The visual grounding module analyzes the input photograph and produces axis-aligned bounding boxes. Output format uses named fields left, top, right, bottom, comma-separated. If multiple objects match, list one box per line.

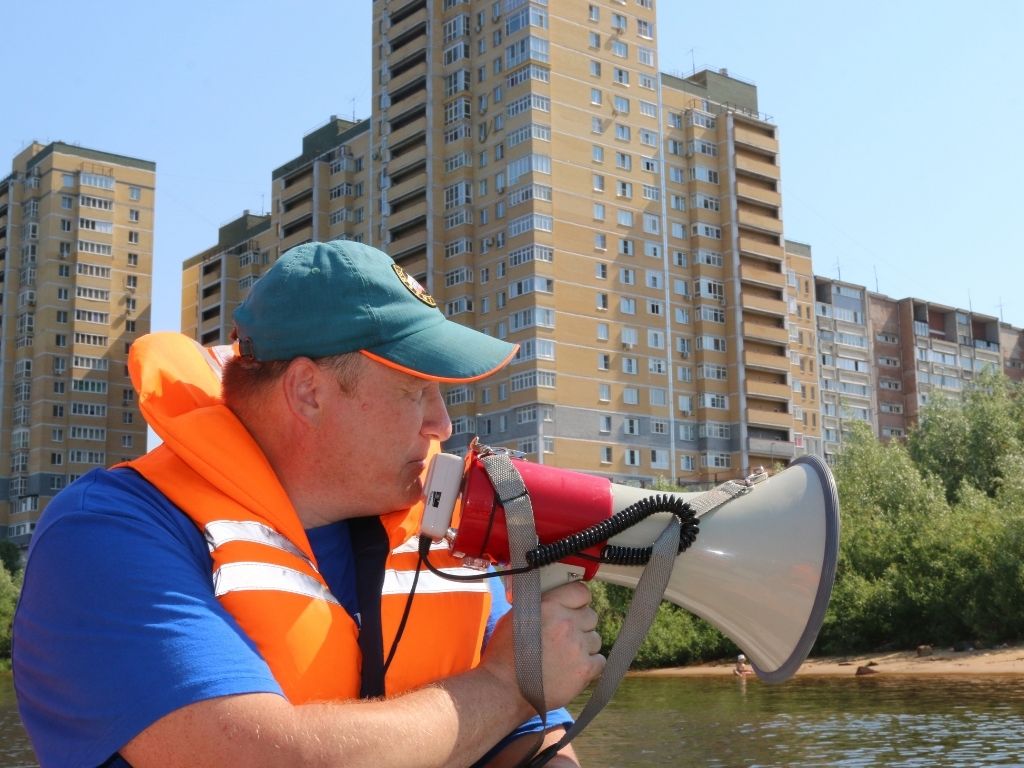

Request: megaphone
left=422, top=446, right=839, bottom=683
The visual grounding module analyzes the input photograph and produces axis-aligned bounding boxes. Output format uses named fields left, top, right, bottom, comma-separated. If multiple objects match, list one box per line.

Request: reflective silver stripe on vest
left=212, top=561, right=340, bottom=606
left=382, top=567, right=491, bottom=596
left=205, top=520, right=311, bottom=566
left=391, top=536, right=451, bottom=556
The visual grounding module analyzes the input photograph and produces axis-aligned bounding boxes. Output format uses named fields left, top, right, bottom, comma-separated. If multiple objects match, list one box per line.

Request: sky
left=4, top=1, right=1022, bottom=334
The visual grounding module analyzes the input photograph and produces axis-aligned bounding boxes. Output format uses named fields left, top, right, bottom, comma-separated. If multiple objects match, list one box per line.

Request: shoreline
left=633, top=643, right=1024, bottom=678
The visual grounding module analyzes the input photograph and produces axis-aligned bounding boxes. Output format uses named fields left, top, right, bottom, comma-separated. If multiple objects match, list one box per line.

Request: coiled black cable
left=524, top=493, right=699, bottom=568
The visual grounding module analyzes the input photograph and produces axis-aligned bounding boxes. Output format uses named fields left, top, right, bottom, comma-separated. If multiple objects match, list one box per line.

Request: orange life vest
left=124, top=332, right=491, bottom=702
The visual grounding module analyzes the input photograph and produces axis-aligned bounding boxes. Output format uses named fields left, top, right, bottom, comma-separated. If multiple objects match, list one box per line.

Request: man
left=14, top=240, right=605, bottom=767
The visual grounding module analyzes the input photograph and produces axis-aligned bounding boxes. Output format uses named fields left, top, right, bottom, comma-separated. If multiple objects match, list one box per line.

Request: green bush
left=592, top=372, right=1024, bottom=666
left=0, top=562, right=21, bottom=659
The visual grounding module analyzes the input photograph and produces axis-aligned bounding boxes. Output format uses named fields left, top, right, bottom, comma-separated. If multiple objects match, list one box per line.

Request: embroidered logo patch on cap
left=392, top=264, right=437, bottom=308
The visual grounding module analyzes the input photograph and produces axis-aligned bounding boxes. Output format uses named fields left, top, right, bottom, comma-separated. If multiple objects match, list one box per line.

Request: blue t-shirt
left=13, top=467, right=569, bottom=767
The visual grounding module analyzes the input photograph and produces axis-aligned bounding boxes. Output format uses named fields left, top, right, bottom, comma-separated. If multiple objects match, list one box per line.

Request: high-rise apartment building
left=0, top=142, right=154, bottom=546
left=182, top=0, right=815, bottom=486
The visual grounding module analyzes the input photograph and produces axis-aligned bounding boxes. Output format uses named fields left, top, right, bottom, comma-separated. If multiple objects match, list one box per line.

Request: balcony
left=738, top=237, right=784, bottom=263
left=388, top=60, right=428, bottom=101
left=279, top=219, right=314, bottom=251
left=387, top=174, right=427, bottom=208
left=743, top=348, right=790, bottom=372
left=746, top=378, right=792, bottom=401
left=747, top=408, right=793, bottom=429
left=388, top=228, right=427, bottom=262
left=386, top=4, right=428, bottom=45
left=742, top=293, right=786, bottom=317
left=739, top=262, right=785, bottom=288
left=735, top=179, right=781, bottom=208
left=733, top=125, right=778, bottom=155
left=281, top=197, right=313, bottom=229
left=743, top=321, right=789, bottom=346
left=734, top=154, right=779, bottom=181
left=388, top=112, right=427, bottom=150
left=748, top=437, right=796, bottom=461
left=738, top=208, right=782, bottom=237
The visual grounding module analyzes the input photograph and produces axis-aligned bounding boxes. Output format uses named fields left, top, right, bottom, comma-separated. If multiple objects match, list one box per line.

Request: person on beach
left=734, top=653, right=752, bottom=677
left=13, top=240, right=605, bottom=767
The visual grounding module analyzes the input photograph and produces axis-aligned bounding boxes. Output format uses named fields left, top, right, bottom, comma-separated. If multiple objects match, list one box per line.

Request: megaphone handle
left=525, top=516, right=682, bottom=768
left=478, top=453, right=550, bottom=754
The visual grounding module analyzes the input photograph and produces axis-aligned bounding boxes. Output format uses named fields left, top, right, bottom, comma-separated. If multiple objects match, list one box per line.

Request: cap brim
left=362, top=319, right=519, bottom=383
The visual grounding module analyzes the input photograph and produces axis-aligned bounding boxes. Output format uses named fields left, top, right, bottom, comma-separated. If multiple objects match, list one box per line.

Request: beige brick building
left=1, top=142, right=154, bottom=545
left=183, top=0, right=817, bottom=487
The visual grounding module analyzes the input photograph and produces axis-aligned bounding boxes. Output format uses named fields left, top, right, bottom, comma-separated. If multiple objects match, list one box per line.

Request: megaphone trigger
left=420, top=452, right=466, bottom=541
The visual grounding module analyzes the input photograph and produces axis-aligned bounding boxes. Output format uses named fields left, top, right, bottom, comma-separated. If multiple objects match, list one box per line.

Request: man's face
left=317, top=357, right=453, bottom=518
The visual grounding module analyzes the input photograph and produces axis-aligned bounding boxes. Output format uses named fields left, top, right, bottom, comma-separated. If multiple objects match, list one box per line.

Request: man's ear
left=280, top=357, right=325, bottom=423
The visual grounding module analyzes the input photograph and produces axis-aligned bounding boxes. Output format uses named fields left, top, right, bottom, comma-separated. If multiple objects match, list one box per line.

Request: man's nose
left=422, top=384, right=453, bottom=441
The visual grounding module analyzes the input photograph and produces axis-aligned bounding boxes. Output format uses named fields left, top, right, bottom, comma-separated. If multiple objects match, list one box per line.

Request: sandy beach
left=635, top=643, right=1024, bottom=678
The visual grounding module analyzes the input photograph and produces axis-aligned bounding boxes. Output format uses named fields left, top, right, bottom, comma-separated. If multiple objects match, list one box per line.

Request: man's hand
left=481, top=580, right=605, bottom=712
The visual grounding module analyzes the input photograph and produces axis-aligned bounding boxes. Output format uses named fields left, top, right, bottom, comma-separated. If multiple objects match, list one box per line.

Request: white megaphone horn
left=421, top=447, right=840, bottom=683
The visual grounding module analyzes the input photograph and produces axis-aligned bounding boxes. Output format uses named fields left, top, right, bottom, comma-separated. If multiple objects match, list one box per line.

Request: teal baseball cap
left=232, top=240, right=518, bottom=382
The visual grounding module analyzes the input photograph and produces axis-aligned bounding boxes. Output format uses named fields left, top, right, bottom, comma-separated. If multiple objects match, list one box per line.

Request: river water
left=3, top=673, right=1023, bottom=766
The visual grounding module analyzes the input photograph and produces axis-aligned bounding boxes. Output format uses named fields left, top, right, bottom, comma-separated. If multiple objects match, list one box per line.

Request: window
left=696, top=335, right=727, bottom=353
left=703, top=452, right=731, bottom=469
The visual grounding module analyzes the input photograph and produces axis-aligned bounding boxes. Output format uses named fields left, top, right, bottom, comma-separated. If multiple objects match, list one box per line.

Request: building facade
left=0, top=142, right=154, bottom=545
left=814, top=275, right=1013, bottom=462
left=184, top=0, right=819, bottom=487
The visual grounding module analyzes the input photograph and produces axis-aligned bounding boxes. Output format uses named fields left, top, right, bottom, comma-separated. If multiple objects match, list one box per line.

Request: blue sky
left=4, top=1, right=1022, bottom=333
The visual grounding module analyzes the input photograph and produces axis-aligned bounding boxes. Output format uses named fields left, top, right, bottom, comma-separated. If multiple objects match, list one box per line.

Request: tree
left=909, top=370, right=1024, bottom=502
left=819, top=372, right=1024, bottom=654
left=0, top=540, right=23, bottom=577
